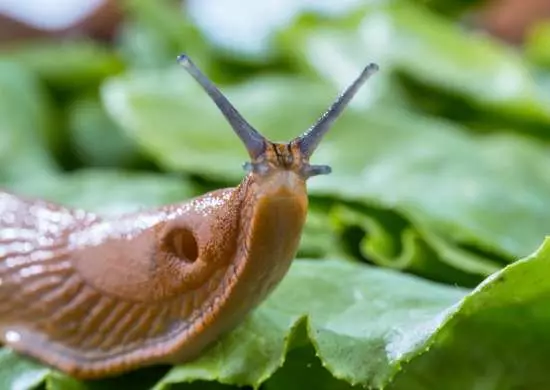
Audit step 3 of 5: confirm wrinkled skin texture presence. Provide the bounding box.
[0,143,309,379]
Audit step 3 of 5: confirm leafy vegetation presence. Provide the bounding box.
[1,0,550,388]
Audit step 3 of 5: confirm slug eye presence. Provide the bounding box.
[164,227,199,263]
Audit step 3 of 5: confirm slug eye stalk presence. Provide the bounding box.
[178,54,379,176]
[177,55,266,160]
[294,63,379,159]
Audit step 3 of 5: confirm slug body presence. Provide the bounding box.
[0,56,378,378]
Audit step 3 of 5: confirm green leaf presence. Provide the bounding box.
[307,109,550,261]
[46,367,169,390]
[67,96,142,168]
[0,348,50,390]
[386,237,550,389]
[6,169,196,217]
[0,40,124,90]
[47,373,87,390]
[278,3,550,127]
[329,204,498,286]
[0,61,57,183]
[183,0,369,63]
[526,21,550,69]
[298,203,343,258]
[118,0,214,71]
[263,343,354,390]
[100,68,550,263]
[116,20,177,70]
[421,0,487,17]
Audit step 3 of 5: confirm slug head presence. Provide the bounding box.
[177,54,378,183]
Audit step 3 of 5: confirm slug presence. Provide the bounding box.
[0,55,379,379]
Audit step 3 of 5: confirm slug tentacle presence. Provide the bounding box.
[179,54,378,178]
[295,63,379,159]
[177,55,266,159]
[0,56,378,379]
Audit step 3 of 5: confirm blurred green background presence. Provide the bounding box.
[2,0,550,388]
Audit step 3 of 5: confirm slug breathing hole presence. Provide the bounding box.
[165,228,199,262]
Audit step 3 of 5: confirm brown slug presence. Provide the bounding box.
[0,55,379,379]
